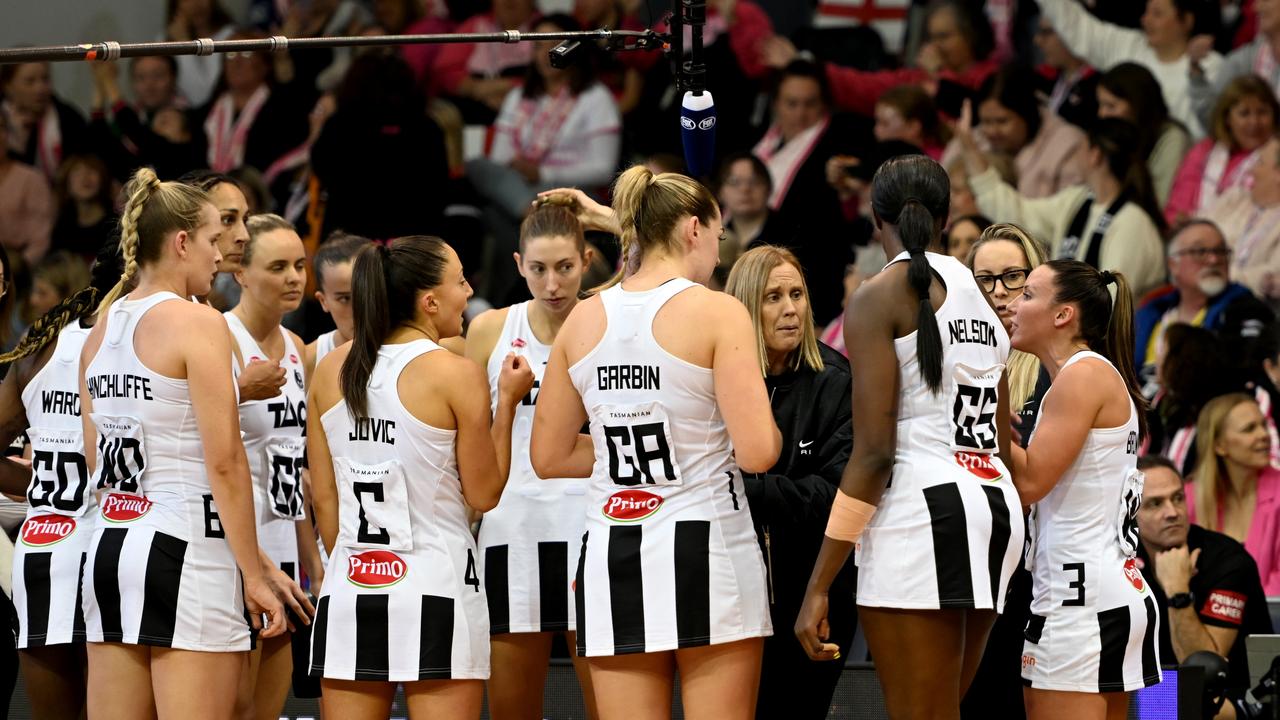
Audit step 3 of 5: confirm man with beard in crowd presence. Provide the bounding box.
[1134,218,1273,397]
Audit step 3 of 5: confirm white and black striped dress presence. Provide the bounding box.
[854,252,1024,611]
[478,302,586,635]
[12,321,93,649]
[81,292,252,651]
[567,278,772,657]
[1022,351,1161,693]
[311,339,488,681]
[226,313,308,582]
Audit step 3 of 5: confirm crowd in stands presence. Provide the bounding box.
[4,0,1280,712]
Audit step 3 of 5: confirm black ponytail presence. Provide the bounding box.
[871,155,950,393]
[340,237,450,418]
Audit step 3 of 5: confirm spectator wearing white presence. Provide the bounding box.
[1038,0,1222,138]
[467,13,620,302]
[1166,75,1278,227]
[957,106,1167,299]
[1203,136,1280,308]
[1188,0,1280,129]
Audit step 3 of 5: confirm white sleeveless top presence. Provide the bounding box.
[314,330,338,365]
[487,301,563,483]
[320,340,471,561]
[854,252,1024,612]
[566,278,771,656]
[569,278,735,493]
[1027,350,1143,613]
[84,293,208,535]
[891,251,1010,464]
[225,313,308,521]
[21,321,93,518]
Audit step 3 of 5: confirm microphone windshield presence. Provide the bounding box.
[680,90,717,179]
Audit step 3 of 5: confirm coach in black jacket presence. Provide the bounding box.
[727,247,855,720]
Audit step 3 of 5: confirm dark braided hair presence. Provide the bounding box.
[870,155,950,393]
[0,233,125,365]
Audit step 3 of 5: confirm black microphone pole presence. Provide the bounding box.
[676,0,716,178]
[0,29,662,65]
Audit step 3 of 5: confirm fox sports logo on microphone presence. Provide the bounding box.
[680,115,717,131]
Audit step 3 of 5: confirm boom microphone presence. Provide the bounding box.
[676,0,715,178]
[680,89,716,179]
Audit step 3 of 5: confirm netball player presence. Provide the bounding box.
[530,166,781,720]
[227,213,326,720]
[78,168,287,719]
[795,155,1024,719]
[464,205,597,719]
[304,232,369,374]
[0,238,121,719]
[306,237,534,719]
[182,170,287,402]
[1006,261,1159,720]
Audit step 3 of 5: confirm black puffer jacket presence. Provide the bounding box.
[742,343,855,635]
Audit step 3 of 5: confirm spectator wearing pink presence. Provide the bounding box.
[944,64,1087,199]
[400,3,455,98]
[761,0,998,117]
[433,0,539,117]
[1205,136,1280,308]
[0,113,52,266]
[1167,75,1278,227]
[1187,393,1280,595]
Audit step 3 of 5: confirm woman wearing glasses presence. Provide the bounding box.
[960,223,1049,718]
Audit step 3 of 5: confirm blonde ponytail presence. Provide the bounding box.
[592,164,718,293]
[95,167,211,317]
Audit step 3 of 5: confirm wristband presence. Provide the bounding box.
[825,491,877,543]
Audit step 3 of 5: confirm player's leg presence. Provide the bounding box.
[19,644,86,720]
[233,644,261,719]
[959,608,998,696]
[676,637,765,720]
[1024,688,1110,720]
[85,642,155,720]
[586,651,676,720]
[320,679,397,720]
[858,606,967,720]
[565,630,598,720]
[251,632,294,720]
[487,631,553,720]
[404,678,485,720]
[151,646,246,719]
